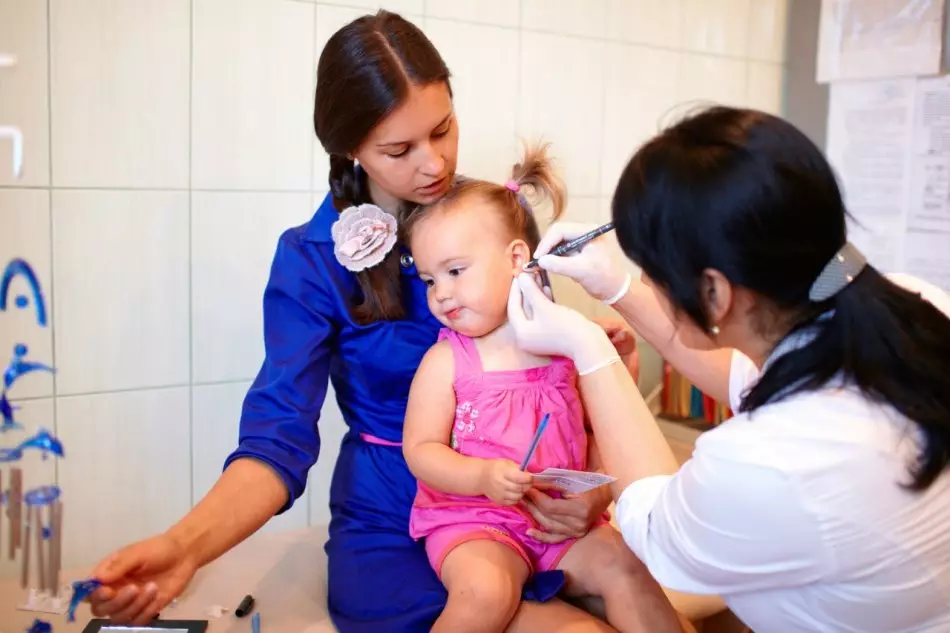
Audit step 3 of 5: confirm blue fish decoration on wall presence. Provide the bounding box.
[0,258,47,327]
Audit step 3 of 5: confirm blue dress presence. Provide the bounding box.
[224,193,563,632]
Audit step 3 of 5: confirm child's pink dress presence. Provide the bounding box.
[409,328,605,578]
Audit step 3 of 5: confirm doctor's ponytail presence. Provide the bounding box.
[613,106,950,491]
[313,10,451,324]
[748,265,950,490]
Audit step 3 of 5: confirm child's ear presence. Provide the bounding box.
[508,239,531,275]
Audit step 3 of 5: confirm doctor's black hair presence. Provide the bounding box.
[613,105,950,491]
[313,10,451,324]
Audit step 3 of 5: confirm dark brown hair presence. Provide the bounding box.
[403,143,566,252]
[313,10,451,324]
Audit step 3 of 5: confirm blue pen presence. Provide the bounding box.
[519,413,550,471]
[251,611,261,633]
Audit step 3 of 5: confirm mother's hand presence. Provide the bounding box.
[520,484,612,544]
[593,316,639,383]
[87,533,197,625]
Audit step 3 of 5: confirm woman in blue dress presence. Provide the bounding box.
[85,11,679,632]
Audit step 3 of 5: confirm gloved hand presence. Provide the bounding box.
[508,274,619,375]
[534,221,632,303]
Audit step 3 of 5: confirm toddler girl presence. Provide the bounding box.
[401,145,679,633]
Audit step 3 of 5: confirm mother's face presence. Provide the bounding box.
[353,82,458,206]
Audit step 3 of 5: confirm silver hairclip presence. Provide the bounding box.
[808,242,867,302]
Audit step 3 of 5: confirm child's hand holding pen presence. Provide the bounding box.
[479,459,533,506]
[477,412,550,507]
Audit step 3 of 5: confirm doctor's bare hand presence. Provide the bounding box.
[87,532,198,625]
[480,458,533,506]
[534,221,630,301]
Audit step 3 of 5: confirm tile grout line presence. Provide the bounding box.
[310,1,318,200]
[743,1,754,109]
[315,3,787,65]
[0,185,321,193]
[307,0,319,527]
[515,0,523,157]
[56,384,192,400]
[46,0,59,488]
[187,0,195,510]
[595,7,610,200]
[14,379,254,404]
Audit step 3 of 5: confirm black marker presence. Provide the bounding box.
[523,222,615,270]
[235,594,255,617]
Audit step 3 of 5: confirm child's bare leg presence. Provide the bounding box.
[557,525,686,633]
[434,539,531,633]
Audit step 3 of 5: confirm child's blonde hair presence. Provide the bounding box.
[403,143,566,252]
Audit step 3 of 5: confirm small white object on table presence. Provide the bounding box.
[0,527,338,633]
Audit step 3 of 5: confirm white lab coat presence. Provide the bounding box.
[615,274,950,633]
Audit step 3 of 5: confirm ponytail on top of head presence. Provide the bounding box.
[507,142,566,250]
[612,105,950,491]
[402,142,566,253]
[313,10,451,324]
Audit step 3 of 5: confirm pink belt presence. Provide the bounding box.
[360,432,402,447]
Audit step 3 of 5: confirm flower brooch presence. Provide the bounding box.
[331,204,398,272]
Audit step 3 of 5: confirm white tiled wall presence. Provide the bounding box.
[0,0,788,576]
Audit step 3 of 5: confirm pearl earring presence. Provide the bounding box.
[710,325,720,336]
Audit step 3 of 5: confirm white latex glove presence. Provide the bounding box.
[535,221,631,303]
[508,274,619,375]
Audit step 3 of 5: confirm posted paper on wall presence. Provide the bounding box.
[826,78,915,272]
[817,0,946,84]
[910,73,950,234]
[827,74,950,293]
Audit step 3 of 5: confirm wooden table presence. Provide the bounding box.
[0,527,337,633]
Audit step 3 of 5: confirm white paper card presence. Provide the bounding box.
[816,0,946,84]
[531,468,616,494]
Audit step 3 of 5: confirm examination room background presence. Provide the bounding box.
[0,0,788,576]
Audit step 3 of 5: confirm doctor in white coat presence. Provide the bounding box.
[508,106,950,632]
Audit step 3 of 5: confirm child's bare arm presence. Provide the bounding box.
[585,424,605,474]
[403,341,531,504]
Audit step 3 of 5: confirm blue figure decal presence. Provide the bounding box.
[24,484,61,507]
[26,618,53,633]
[4,343,54,390]
[0,446,23,462]
[17,429,64,460]
[0,258,47,327]
[67,579,102,622]
[2,255,68,604]
[0,390,22,432]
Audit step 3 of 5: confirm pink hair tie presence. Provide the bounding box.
[504,180,520,192]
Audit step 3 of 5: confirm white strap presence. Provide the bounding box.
[602,274,632,306]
